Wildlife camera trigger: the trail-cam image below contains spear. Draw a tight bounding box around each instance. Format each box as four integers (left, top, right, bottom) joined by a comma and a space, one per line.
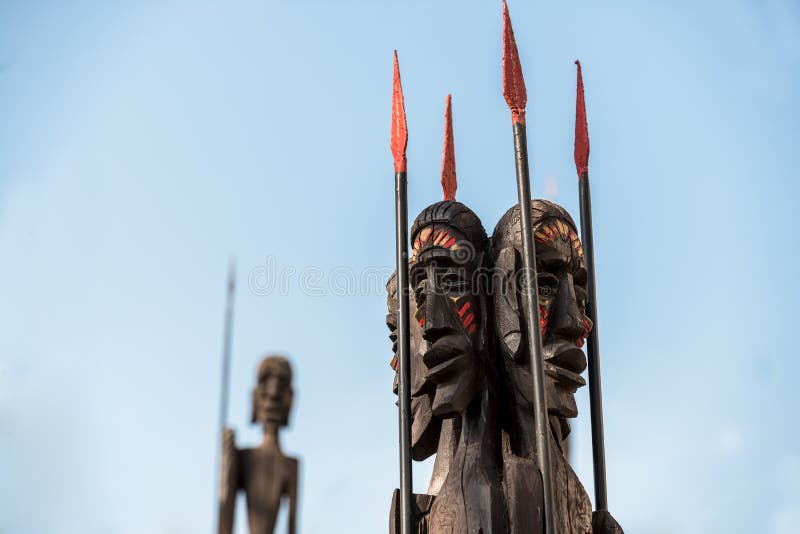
215, 257, 236, 525
574, 60, 609, 512
501, 2, 555, 532
391, 50, 414, 534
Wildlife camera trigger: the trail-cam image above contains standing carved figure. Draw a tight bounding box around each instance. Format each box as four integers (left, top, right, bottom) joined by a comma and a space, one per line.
219, 356, 299, 534
390, 199, 506, 534
492, 200, 622, 533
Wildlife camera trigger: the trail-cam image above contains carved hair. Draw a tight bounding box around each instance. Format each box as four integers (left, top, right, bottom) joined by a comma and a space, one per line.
491, 198, 578, 251
411, 201, 488, 253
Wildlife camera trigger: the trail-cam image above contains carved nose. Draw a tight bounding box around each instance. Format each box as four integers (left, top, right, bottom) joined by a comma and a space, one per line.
422, 290, 458, 342
265, 377, 282, 398
548, 274, 584, 341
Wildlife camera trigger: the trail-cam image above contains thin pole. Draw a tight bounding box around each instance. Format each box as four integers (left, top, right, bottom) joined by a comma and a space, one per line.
395, 169, 413, 534
512, 122, 555, 534
579, 174, 608, 511
214, 258, 236, 526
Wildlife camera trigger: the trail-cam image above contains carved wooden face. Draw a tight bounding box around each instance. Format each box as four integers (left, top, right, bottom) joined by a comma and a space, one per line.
409, 223, 485, 419
386, 274, 427, 397
494, 212, 591, 422
386, 273, 442, 460
534, 219, 591, 419
252, 356, 293, 428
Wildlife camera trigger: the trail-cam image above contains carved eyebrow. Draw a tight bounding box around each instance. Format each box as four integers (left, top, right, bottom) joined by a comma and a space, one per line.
414, 252, 461, 270
538, 249, 587, 282
538, 254, 568, 271
411, 226, 461, 261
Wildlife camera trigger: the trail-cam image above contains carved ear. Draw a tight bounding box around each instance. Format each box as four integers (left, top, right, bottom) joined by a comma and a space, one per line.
494, 246, 523, 361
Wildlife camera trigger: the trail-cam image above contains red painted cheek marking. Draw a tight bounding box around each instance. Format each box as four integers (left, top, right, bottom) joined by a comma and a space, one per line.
418, 317, 425, 327
577, 318, 591, 347
539, 305, 550, 336
454, 299, 478, 336
462, 312, 475, 328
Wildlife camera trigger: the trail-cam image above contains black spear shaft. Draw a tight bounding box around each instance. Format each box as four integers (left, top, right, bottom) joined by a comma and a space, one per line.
574, 59, 609, 511
395, 169, 413, 534
512, 121, 555, 534
391, 50, 413, 534
579, 172, 608, 511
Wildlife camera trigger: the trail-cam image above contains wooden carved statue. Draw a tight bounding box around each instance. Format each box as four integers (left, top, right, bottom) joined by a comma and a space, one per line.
387, 4, 625, 531
492, 200, 622, 533
388, 200, 624, 534
390, 198, 506, 534
219, 355, 299, 534
385, 69, 622, 534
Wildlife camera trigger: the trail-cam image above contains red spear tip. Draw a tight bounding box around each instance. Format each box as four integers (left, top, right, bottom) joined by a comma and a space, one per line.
391, 50, 409, 173
574, 59, 590, 176
441, 94, 457, 201
501, 0, 527, 125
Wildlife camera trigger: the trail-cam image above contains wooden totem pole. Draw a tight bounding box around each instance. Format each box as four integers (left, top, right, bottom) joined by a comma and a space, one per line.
386, 2, 624, 533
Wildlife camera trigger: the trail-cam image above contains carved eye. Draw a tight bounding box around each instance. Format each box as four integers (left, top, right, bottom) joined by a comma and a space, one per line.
537, 273, 558, 299
445, 279, 469, 293
438, 271, 469, 293
413, 279, 426, 305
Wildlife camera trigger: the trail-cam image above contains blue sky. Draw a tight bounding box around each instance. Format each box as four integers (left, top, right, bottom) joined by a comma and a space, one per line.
0, 1, 798, 533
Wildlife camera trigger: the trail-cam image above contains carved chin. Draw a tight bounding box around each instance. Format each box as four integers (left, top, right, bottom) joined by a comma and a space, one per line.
258, 404, 289, 425
545, 376, 578, 419
547, 382, 579, 419
510, 366, 579, 420
431, 377, 478, 418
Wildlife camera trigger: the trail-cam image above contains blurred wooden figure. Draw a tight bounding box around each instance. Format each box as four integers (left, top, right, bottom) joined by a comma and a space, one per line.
218, 356, 299, 534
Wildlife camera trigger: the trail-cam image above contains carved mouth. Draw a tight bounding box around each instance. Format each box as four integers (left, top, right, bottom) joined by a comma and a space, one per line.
544, 362, 585, 390
421, 333, 471, 386
543, 341, 587, 389
423, 347, 464, 383
261, 403, 285, 416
